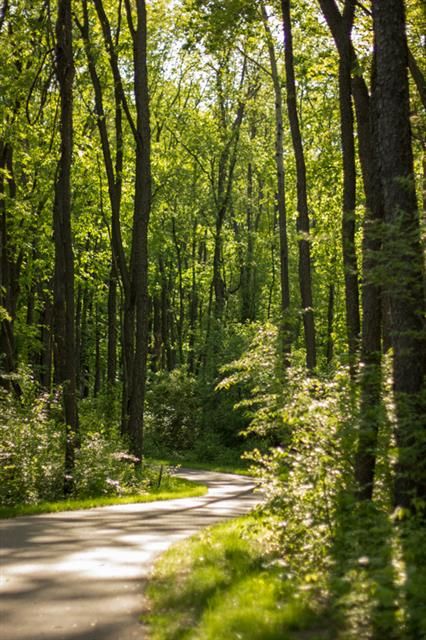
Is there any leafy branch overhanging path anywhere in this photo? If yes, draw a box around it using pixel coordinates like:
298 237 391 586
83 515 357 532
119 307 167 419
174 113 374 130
0 470 261 640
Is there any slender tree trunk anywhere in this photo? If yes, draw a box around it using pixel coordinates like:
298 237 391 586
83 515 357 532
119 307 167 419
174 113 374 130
125 0 152 463
241 159 258 322
107 263 117 386
353 69 384 500
53 0 78 495
0 143 22 395
281 0 316 370
171 216 184 364
326 283 335 365
39 295 53 390
93 304 101 397
187 219 198 373
373 0 426 508
261 3 291 365
320 0 360 373
317 0 384 495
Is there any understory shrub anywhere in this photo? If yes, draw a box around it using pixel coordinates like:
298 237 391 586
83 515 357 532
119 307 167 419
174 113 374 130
72 429 141 497
217 323 425 638
0 373 168 505
145 367 201 454
0 376 64 505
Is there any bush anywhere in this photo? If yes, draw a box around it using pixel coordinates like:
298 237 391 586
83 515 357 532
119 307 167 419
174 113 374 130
145 367 201 454
0 373 159 505
72 429 141 497
0 377 64 505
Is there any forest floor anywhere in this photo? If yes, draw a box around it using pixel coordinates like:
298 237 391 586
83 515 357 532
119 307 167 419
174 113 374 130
0 469 261 640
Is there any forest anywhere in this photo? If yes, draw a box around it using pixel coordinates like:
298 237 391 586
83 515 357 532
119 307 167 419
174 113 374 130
0 0 425 638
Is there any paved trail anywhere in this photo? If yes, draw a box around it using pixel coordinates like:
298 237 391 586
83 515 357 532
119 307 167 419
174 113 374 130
0 470 260 640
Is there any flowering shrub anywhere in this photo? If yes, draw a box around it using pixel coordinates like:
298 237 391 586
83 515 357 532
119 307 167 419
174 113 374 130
73 430 141 497
0 383 64 505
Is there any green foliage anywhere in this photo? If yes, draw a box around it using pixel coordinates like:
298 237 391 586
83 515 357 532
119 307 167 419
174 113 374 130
73 429 141 498
0 374 202 507
0 477 207 519
0 376 65 505
144 516 319 640
145 367 201 453
216 323 426 638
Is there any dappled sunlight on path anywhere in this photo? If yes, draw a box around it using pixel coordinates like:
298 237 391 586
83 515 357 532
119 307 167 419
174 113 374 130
0 470 261 640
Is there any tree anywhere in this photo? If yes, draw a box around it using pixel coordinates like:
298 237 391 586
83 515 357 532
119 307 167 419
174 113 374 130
372 0 426 509
281 0 316 370
261 2 292 367
53 0 79 494
319 0 360 374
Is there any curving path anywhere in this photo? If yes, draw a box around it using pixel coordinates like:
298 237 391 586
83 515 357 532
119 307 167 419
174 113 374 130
0 469 261 640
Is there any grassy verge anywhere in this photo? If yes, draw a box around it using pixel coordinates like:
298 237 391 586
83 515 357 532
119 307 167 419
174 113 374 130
149 457 254 477
0 476 207 519
142 503 426 640
142 515 325 640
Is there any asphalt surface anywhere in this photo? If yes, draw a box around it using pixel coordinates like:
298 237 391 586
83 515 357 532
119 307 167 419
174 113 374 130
0 469 261 640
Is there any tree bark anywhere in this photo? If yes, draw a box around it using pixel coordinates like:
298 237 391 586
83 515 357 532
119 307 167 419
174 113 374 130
124 0 152 463
372 0 426 508
319 0 360 373
107 263 117 386
352 69 384 500
261 3 292 365
53 0 79 495
281 0 316 370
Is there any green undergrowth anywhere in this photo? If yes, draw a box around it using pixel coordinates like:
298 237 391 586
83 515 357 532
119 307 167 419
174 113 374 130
142 515 325 640
143 507 426 640
0 476 206 519
150 457 254 477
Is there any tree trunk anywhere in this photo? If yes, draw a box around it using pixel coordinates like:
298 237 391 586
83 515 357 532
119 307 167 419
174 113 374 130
319 0 360 373
372 0 426 508
281 0 316 370
352 71 384 500
53 0 78 495
125 0 152 463
326 283 335 365
261 3 291 365
107 263 117 386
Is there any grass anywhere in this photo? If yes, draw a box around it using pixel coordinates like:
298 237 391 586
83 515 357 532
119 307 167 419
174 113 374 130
149 456 255 477
0 476 207 519
142 515 322 640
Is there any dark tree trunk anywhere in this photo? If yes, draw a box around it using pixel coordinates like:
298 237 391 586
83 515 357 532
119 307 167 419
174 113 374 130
171 216 184 364
326 283 335 366
53 0 78 495
352 71 384 500
124 0 152 463
107 263 117 386
152 293 162 371
372 0 426 508
188 219 198 373
408 49 426 111
241 160 258 323
38 295 53 390
93 304 101 397
281 0 316 370
0 143 22 396
261 2 291 365
317 0 385 495
320 0 360 373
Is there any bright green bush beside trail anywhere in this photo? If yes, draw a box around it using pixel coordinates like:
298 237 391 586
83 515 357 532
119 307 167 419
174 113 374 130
144 324 426 640
0 375 206 516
